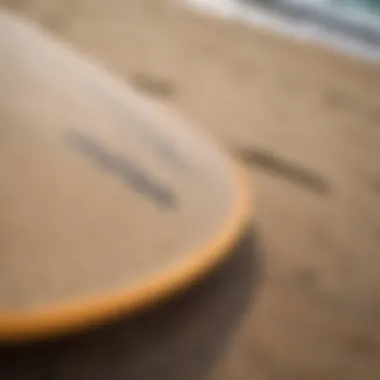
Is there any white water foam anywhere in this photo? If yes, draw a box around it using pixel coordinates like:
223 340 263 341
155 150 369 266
181 0 380 63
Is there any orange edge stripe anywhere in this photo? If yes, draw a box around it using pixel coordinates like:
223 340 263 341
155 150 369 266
0 160 252 342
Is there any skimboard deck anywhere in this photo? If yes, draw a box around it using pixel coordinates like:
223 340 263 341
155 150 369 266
1 0 380 379
0 10 251 342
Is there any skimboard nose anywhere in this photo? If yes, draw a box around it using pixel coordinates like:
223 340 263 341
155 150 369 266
0 9 251 342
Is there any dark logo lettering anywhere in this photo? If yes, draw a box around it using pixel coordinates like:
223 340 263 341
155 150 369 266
65 130 177 209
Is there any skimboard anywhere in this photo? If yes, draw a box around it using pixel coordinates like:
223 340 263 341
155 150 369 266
0 9 251 342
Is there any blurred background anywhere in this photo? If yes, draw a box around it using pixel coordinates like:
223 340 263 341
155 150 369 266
0 0 380 379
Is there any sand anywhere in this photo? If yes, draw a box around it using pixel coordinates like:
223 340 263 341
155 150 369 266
0 0 380 379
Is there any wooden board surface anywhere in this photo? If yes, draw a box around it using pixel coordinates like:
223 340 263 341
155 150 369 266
0 10 250 341
1 0 380 379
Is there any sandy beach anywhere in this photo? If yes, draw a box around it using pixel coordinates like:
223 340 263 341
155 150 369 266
1 0 380 379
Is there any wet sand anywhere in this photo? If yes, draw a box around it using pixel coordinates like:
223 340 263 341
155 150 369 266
1 0 380 379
